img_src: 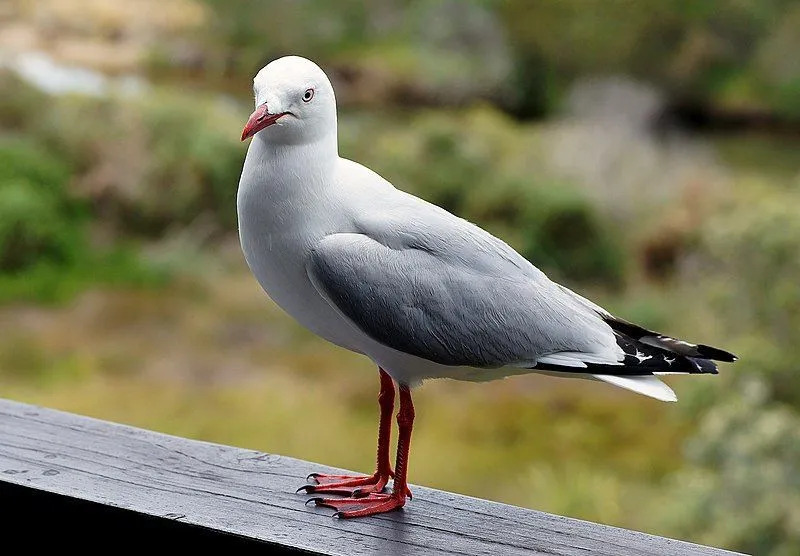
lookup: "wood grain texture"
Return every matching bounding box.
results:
[0,398,741,555]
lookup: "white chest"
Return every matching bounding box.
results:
[236,174,364,353]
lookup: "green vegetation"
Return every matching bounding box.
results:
[151,0,800,122]
[0,137,78,272]
[0,87,167,302]
[1,1,799,553]
[661,379,800,555]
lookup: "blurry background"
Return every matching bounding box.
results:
[1,1,799,553]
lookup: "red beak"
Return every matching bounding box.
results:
[241,104,287,141]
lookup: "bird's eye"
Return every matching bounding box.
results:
[302,88,314,102]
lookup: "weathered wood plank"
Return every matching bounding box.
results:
[0,398,740,555]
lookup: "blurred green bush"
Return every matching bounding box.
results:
[0,138,81,272]
[0,72,175,302]
[699,185,800,405]
[147,0,800,122]
[165,0,513,107]
[1,70,243,238]
[662,379,800,556]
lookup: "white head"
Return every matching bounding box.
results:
[241,56,337,146]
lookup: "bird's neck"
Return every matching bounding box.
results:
[244,130,339,198]
[256,127,338,165]
[260,129,339,178]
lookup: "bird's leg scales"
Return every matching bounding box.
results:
[298,368,411,498]
[310,384,415,518]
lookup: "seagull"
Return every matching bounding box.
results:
[237,56,737,518]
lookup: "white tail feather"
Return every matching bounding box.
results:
[592,374,677,402]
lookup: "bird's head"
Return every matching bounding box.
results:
[241,56,337,145]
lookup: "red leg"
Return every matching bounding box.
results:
[298,369,398,497]
[312,384,414,518]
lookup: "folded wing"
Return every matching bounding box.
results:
[306,194,734,401]
[307,231,622,369]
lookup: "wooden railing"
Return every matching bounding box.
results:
[0,398,740,555]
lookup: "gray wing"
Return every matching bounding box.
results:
[306,203,621,368]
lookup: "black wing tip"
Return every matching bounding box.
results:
[602,315,737,363]
[534,356,721,376]
[696,344,738,363]
[691,357,720,375]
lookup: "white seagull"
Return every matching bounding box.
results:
[237,56,736,518]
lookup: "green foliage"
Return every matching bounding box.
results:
[0,72,47,130]
[0,91,172,303]
[661,379,800,556]
[151,1,800,120]
[699,184,800,404]
[0,138,82,272]
[497,0,800,117]
[0,181,78,271]
[652,173,800,555]
[194,0,374,78]
[137,93,243,232]
[0,136,71,197]
[165,0,513,107]
[752,4,800,118]
[4,74,244,238]
[0,248,169,305]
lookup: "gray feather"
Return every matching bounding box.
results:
[307,195,621,368]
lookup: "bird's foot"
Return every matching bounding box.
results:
[307,492,406,518]
[297,471,412,498]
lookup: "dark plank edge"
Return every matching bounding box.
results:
[0,480,313,552]
[0,398,743,556]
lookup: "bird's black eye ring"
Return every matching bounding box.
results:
[302,88,314,102]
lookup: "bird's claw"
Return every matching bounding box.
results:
[298,471,394,497]
[310,492,406,518]
[299,471,412,498]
